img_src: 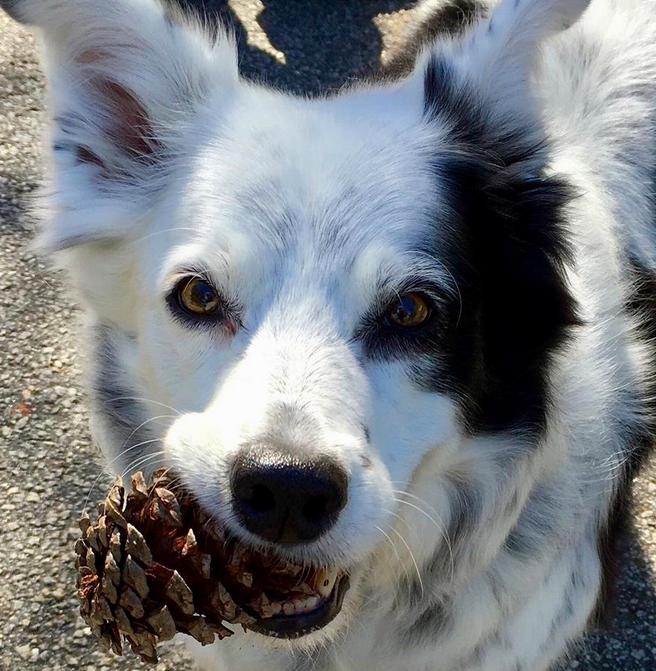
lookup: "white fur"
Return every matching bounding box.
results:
[6,0,656,668]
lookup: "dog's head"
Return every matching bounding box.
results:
[5,0,588,645]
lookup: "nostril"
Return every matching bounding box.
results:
[302,494,331,523]
[301,480,346,523]
[246,483,276,514]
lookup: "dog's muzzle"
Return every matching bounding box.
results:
[226,444,351,638]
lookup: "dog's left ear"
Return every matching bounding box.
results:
[1,0,237,249]
[433,0,590,116]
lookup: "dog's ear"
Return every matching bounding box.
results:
[1,0,237,249]
[427,0,590,115]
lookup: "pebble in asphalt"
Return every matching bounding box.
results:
[0,1,655,669]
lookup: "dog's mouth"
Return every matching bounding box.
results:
[219,542,350,639]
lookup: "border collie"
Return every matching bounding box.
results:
[2,0,655,668]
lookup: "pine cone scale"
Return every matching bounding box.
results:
[118,586,146,619]
[125,523,154,567]
[115,606,135,635]
[123,555,150,599]
[100,572,119,605]
[146,605,176,641]
[103,552,121,587]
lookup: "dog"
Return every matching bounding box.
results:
[2,0,655,668]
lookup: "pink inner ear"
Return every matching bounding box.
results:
[77,49,102,64]
[76,146,105,168]
[95,79,158,162]
[71,51,160,172]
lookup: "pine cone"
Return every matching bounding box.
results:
[75,469,261,664]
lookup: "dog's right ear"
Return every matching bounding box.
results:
[1,0,237,249]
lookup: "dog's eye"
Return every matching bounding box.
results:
[176,277,221,316]
[384,293,431,328]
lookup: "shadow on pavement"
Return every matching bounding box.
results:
[180,0,416,95]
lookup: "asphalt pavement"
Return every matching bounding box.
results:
[0,1,655,669]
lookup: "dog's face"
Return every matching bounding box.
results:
[149,93,456,545]
[5,0,589,646]
[88,81,465,641]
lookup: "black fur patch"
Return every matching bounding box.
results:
[92,325,151,466]
[402,598,452,646]
[591,257,656,626]
[504,484,561,559]
[417,56,580,436]
[415,0,484,39]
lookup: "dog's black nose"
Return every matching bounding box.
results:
[230,446,348,544]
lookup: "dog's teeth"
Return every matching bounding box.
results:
[304,595,320,611]
[316,568,338,597]
[270,601,282,616]
[258,569,342,619]
[272,595,324,617]
[292,596,320,614]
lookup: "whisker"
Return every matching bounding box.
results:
[103,397,183,416]
[392,497,455,585]
[117,414,176,456]
[120,451,168,480]
[392,497,448,536]
[374,523,409,601]
[82,437,164,511]
[128,227,199,246]
[374,524,403,566]
[390,489,443,519]
[388,526,424,600]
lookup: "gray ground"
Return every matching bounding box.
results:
[0,1,655,669]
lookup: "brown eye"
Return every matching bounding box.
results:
[177,277,221,316]
[385,293,430,328]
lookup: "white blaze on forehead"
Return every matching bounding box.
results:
[175,85,444,258]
